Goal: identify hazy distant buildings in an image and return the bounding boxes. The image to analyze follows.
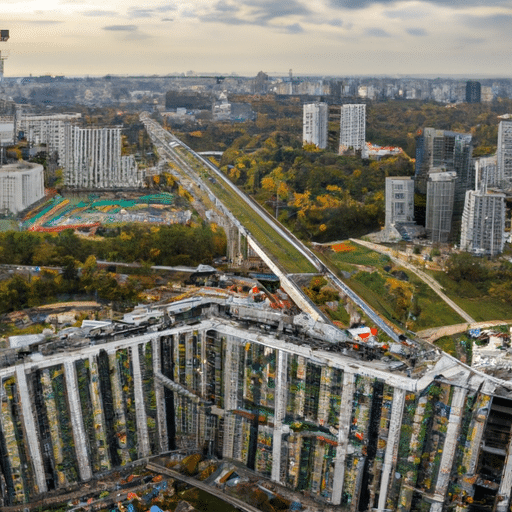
[0,161,44,215]
[302,102,328,149]
[481,85,495,103]
[339,104,366,155]
[253,71,269,94]
[426,171,456,243]
[64,125,142,189]
[497,120,512,191]
[466,81,481,103]
[0,117,14,145]
[460,187,505,256]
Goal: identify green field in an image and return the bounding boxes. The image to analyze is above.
[0,219,18,231]
[325,242,391,268]
[431,270,512,322]
[316,242,466,331]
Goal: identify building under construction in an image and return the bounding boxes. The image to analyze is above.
[63,125,143,188]
[1,298,512,512]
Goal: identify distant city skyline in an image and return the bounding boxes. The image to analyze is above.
[1,0,512,78]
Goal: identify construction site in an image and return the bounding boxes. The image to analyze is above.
[0,294,511,512]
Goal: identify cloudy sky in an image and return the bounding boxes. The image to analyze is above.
[1,0,511,77]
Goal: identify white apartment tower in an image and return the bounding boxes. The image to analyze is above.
[497,120,512,191]
[339,104,366,155]
[64,125,142,189]
[460,188,505,257]
[0,162,44,215]
[474,154,499,189]
[17,113,82,165]
[385,177,415,230]
[303,102,328,149]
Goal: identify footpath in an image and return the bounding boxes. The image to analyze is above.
[350,238,476,324]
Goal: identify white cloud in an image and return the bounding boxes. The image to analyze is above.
[0,0,511,76]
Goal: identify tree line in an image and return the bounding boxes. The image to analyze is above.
[167,96,512,241]
[0,224,226,314]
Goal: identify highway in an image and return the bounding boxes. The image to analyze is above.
[141,114,400,342]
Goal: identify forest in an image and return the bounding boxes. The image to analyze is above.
[170,96,512,242]
[0,224,226,313]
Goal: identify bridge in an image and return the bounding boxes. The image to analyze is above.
[141,113,401,341]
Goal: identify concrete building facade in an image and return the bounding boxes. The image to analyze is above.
[460,188,506,256]
[385,176,415,230]
[339,104,366,155]
[426,171,456,243]
[302,102,328,149]
[0,161,44,215]
[415,128,473,203]
[2,298,512,512]
[497,120,512,191]
[475,154,499,189]
[63,125,142,188]
[16,113,81,165]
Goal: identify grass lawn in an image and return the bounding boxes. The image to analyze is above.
[317,242,466,331]
[175,147,316,274]
[435,336,457,357]
[322,241,390,268]
[324,302,351,326]
[406,275,465,329]
[432,270,512,322]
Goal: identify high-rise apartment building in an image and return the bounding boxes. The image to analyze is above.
[425,171,456,243]
[0,162,44,215]
[466,81,481,103]
[460,188,505,257]
[64,125,142,189]
[302,102,328,149]
[415,128,473,240]
[415,128,473,196]
[16,113,81,165]
[385,176,415,230]
[339,104,366,155]
[497,120,512,191]
[474,154,499,189]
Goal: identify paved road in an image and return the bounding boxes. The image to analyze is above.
[146,462,262,512]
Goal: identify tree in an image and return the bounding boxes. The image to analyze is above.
[62,255,80,292]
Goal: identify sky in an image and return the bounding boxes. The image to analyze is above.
[1,0,512,77]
